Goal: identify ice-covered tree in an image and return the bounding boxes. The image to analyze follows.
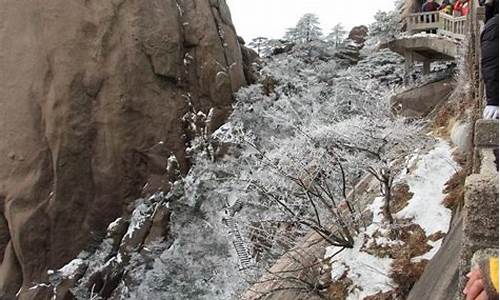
[209,45,425,263]
[327,23,348,47]
[248,37,270,56]
[369,10,401,41]
[284,13,323,44]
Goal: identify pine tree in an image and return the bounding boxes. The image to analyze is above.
[249,37,270,56]
[327,23,348,47]
[369,10,400,40]
[284,13,323,44]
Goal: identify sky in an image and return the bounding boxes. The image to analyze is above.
[226,0,397,42]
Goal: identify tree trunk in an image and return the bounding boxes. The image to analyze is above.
[382,178,394,224]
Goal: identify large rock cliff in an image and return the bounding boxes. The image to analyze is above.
[0,0,248,298]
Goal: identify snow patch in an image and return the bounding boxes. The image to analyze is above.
[326,140,459,298]
[326,238,394,300]
[28,283,50,290]
[58,258,85,279]
[107,217,123,232]
[330,263,347,281]
[367,196,385,225]
[396,140,458,235]
[412,239,443,261]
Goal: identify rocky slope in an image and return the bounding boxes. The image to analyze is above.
[0,0,251,299]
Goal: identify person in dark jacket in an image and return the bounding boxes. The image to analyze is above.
[421,0,441,29]
[481,1,499,119]
[482,0,500,20]
[422,0,441,12]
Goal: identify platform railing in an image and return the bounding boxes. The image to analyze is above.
[438,13,467,39]
[405,11,467,40]
[405,11,442,32]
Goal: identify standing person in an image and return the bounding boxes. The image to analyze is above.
[454,0,464,16]
[422,0,440,26]
[481,1,499,119]
[440,0,454,14]
[484,0,500,22]
[422,0,441,12]
[461,0,471,16]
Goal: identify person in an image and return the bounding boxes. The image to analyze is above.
[454,0,470,16]
[484,0,500,27]
[481,0,499,119]
[421,0,440,27]
[440,0,454,14]
[464,257,498,300]
[422,0,441,12]
[462,0,471,15]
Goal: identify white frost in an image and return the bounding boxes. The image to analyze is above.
[125,202,153,239]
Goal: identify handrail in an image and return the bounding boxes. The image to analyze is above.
[406,11,441,32]
[404,11,467,40]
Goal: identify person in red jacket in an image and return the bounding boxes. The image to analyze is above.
[462,0,471,15]
[454,0,462,15]
[454,0,471,16]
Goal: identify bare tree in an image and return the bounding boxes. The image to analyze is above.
[368,167,395,224]
[244,140,358,249]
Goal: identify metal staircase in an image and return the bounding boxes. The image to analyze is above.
[223,217,253,270]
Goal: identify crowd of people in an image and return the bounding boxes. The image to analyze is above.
[421,0,471,16]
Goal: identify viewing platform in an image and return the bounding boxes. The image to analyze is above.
[382,10,480,79]
[405,11,467,39]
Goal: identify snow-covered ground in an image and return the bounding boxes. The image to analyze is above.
[326,237,394,300]
[325,139,459,299]
[396,140,459,236]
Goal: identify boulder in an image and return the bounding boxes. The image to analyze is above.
[348,25,369,46]
[143,204,171,245]
[335,39,364,66]
[334,26,368,67]
[0,1,247,298]
[390,79,455,117]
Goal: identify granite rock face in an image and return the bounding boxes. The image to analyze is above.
[0,0,247,298]
[390,79,454,118]
[348,25,369,46]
